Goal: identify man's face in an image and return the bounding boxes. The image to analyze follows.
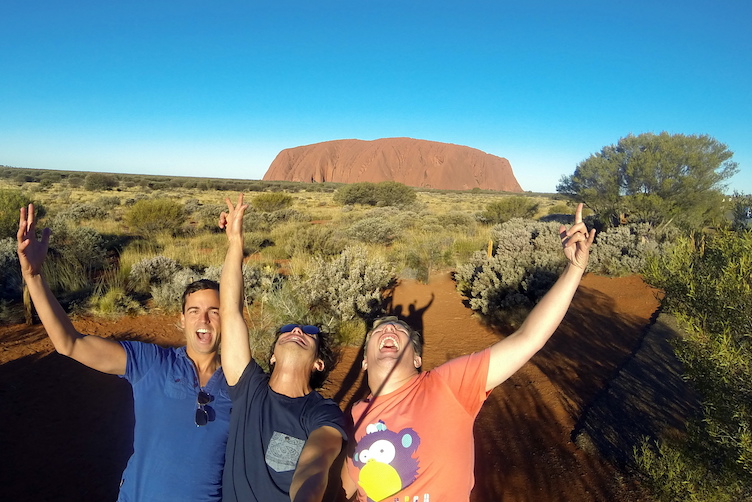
[272,325,324,373]
[363,321,421,372]
[180,288,221,357]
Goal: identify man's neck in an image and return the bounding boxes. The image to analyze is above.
[269,366,312,398]
[367,363,419,398]
[188,350,220,387]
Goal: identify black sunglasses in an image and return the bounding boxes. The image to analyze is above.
[195,391,212,427]
[279,324,320,335]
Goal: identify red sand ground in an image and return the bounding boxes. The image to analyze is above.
[0,272,662,501]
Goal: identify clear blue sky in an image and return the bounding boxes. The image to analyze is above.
[1,0,750,194]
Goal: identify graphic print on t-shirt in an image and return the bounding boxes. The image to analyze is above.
[266,431,305,472]
[352,421,421,501]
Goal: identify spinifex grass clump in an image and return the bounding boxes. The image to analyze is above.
[637,230,752,501]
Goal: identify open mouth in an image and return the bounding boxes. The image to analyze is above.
[196,328,211,343]
[378,334,401,352]
[281,333,309,348]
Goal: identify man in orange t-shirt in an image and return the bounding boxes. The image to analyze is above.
[343,204,595,502]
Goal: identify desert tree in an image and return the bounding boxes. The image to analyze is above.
[557,132,738,229]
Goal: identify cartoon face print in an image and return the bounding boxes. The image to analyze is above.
[353,421,421,502]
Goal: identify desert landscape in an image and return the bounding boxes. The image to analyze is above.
[0,269,695,502]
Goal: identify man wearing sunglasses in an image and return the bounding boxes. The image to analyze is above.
[343,204,596,502]
[17,204,231,501]
[219,194,346,502]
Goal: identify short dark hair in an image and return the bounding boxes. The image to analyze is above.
[268,323,339,390]
[181,279,220,313]
[365,316,424,370]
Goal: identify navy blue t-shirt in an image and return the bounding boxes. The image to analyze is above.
[222,360,346,502]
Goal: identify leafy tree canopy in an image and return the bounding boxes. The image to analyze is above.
[557,132,738,229]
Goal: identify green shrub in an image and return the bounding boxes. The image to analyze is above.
[589,223,680,276]
[126,198,186,235]
[128,256,182,293]
[374,181,417,206]
[84,172,119,191]
[184,198,202,214]
[251,192,294,213]
[94,196,122,211]
[293,245,396,324]
[281,223,349,257]
[191,203,225,232]
[731,194,752,232]
[333,181,416,207]
[0,189,34,238]
[477,196,539,225]
[456,219,566,327]
[635,439,746,502]
[347,216,401,245]
[150,268,204,311]
[56,203,107,223]
[201,263,283,306]
[90,286,144,316]
[547,203,571,215]
[390,233,454,283]
[639,230,752,500]
[43,222,107,292]
[0,237,22,300]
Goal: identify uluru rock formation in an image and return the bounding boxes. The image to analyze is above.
[262,137,523,191]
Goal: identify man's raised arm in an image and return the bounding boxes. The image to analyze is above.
[17,204,126,374]
[218,194,252,386]
[485,203,596,391]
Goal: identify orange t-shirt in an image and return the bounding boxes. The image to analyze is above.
[346,349,491,502]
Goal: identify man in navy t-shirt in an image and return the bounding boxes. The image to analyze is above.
[219,194,346,502]
[17,204,230,501]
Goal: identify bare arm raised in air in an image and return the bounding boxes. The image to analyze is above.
[218,193,252,386]
[485,203,596,392]
[17,204,126,374]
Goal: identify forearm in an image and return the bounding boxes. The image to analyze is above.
[290,468,328,502]
[23,272,126,374]
[290,427,343,502]
[516,262,585,346]
[220,236,245,313]
[220,235,251,384]
[23,272,83,354]
[486,263,585,389]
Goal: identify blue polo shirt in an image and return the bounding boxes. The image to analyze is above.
[117,342,231,502]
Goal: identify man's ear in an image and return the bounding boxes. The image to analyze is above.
[179,314,186,330]
[361,358,367,371]
[413,355,422,369]
[270,354,276,365]
[313,358,325,372]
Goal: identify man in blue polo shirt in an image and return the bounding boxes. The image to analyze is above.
[17,204,231,501]
[219,194,346,501]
